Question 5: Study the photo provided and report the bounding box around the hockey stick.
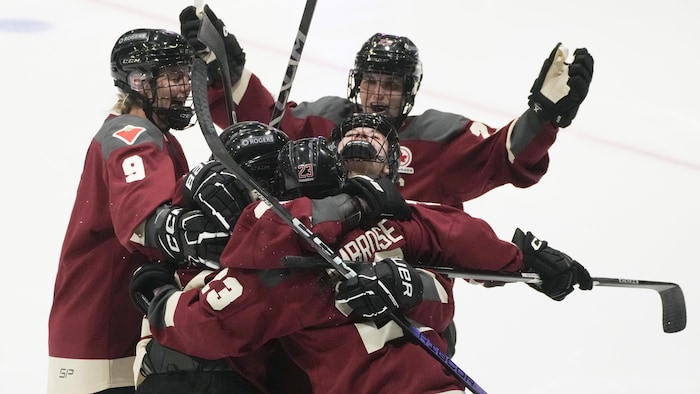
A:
[190,61,487,394]
[282,256,687,334]
[191,5,486,391]
[196,2,236,125]
[269,0,317,128]
[594,277,686,333]
[433,267,686,334]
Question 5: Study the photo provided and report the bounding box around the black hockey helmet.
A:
[348,33,423,122]
[276,137,345,200]
[219,121,290,194]
[330,113,401,183]
[110,28,195,130]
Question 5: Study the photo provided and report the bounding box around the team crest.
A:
[399,146,414,174]
[377,37,395,46]
[113,125,147,145]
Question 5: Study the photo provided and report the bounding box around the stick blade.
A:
[659,285,686,333]
[594,278,687,333]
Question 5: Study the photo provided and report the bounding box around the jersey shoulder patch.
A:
[94,114,164,159]
[113,125,147,145]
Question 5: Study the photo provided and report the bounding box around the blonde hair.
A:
[111,91,137,115]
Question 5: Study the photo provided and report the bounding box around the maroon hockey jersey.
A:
[48,114,189,393]
[147,197,524,393]
[211,72,557,207]
[225,198,524,280]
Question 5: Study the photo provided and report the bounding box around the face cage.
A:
[149,64,195,130]
[347,70,415,123]
[337,128,400,183]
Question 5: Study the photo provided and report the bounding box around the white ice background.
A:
[1,0,697,393]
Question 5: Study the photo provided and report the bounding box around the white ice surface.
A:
[1,1,697,392]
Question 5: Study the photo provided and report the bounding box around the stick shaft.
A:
[197,7,236,125]
[269,0,317,128]
[281,256,686,334]
[191,60,486,392]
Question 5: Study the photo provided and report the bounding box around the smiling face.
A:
[152,64,192,109]
[135,63,193,131]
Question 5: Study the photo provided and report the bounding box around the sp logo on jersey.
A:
[113,125,147,145]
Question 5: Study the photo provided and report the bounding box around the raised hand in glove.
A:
[335,258,424,320]
[182,160,252,231]
[512,228,592,301]
[145,205,230,269]
[129,262,178,315]
[179,5,246,85]
[341,175,411,227]
[528,43,594,128]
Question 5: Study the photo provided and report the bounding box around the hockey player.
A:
[178,5,594,208]
[129,136,458,393]
[180,4,593,356]
[131,121,290,393]
[225,113,592,302]
[48,29,198,394]
[131,116,592,393]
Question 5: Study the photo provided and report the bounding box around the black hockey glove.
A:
[335,258,424,320]
[182,160,252,231]
[145,205,230,269]
[129,262,178,315]
[512,228,593,301]
[179,5,246,85]
[341,175,411,227]
[528,43,594,128]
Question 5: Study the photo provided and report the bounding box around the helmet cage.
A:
[330,113,401,183]
[110,29,195,130]
[149,64,195,130]
[348,33,423,123]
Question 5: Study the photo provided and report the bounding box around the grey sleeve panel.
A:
[95,114,164,160]
[310,194,360,226]
[507,108,546,157]
[289,96,358,124]
[399,109,470,143]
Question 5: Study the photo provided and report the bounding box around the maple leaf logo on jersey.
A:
[113,125,147,145]
[398,146,414,174]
